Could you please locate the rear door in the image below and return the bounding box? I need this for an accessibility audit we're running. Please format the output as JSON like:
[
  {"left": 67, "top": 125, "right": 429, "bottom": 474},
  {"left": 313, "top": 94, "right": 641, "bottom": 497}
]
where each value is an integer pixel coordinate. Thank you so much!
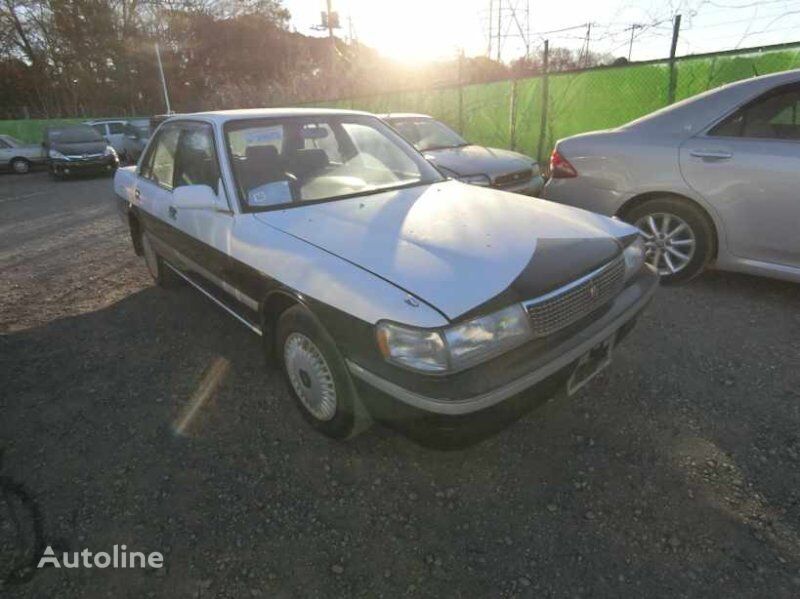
[{"left": 680, "top": 83, "right": 800, "bottom": 268}]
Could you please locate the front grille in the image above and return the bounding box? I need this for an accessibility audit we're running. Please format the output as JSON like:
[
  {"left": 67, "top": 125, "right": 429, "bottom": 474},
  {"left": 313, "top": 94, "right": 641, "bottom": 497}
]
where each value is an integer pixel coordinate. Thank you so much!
[
  {"left": 523, "top": 257, "right": 625, "bottom": 338},
  {"left": 493, "top": 169, "right": 533, "bottom": 188}
]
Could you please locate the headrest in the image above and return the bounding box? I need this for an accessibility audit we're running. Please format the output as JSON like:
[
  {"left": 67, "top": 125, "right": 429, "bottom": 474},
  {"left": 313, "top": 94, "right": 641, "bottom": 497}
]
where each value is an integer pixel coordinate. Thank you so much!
[
  {"left": 245, "top": 144, "right": 279, "bottom": 164},
  {"left": 292, "top": 148, "right": 329, "bottom": 171}
]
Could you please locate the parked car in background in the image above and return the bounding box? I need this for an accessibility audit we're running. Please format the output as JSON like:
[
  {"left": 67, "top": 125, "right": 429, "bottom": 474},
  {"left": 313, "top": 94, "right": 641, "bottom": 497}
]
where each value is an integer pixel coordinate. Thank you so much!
[
  {"left": 381, "top": 113, "right": 544, "bottom": 196},
  {"left": 120, "top": 119, "right": 152, "bottom": 164},
  {"left": 113, "top": 109, "right": 656, "bottom": 441},
  {"left": 85, "top": 119, "right": 129, "bottom": 157},
  {"left": 44, "top": 124, "right": 118, "bottom": 179},
  {"left": 543, "top": 69, "right": 800, "bottom": 284},
  {"left": 0, "top": 134, "right": 46, "bottom": 174}
]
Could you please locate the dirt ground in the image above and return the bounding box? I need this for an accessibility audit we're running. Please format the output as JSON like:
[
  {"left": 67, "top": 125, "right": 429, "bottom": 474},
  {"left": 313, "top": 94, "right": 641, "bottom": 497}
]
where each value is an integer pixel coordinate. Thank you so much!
[{"left": 1, "top": 171, "right": 799, "bottom": 598}]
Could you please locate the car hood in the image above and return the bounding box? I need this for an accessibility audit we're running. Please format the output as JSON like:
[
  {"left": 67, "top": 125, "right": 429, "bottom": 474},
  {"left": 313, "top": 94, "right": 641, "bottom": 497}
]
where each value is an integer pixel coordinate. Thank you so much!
[
  {"left": 255, "top": 181, "right": 636, "bottom": 321},
  {"left": 50, "top": 141, "right": 107, "bottom": 155},
  {"left": 423, "top": 145, "right": 537, "bottom": 179}
]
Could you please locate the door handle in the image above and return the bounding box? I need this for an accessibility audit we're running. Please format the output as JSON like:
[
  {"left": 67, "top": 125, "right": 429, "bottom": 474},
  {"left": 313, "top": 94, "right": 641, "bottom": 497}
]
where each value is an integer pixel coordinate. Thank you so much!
[
  {"left": 168, "top": 206, "right": 177, "bottom": 220},
  {"left": 690, "top": 150, "right": 733, "bottom": 160}
]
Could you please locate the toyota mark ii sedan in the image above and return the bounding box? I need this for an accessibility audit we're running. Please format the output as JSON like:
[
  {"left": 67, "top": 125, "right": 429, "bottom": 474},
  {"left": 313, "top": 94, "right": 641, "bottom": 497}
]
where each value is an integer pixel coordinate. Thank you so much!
[{"left": 113, "top": 109, "right": 657, "bottom": 440}]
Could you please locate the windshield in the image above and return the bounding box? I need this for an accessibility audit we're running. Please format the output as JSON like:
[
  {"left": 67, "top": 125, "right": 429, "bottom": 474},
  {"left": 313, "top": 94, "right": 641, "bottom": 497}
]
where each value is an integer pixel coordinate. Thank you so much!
[
  {"left": 388, "top": 117, "right": 468, "bottom": 152},
  {"left": 48, "top": 125, "right": 104, "bottom": 144},
  {"left": 226, "top": 115, "right": 444, "bottom": 210}
]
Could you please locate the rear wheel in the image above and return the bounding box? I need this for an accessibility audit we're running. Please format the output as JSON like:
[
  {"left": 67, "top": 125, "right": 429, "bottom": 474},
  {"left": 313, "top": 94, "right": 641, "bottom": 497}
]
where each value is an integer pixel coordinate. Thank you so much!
[
  {"left": 141, "top": 232, "right": 178, "bottom": 288},
  {"left": 624, "top": 197, "right": 714, "bottom": 284},
  {"left": 276, "top": 305, "right": 370, "bottom": 439},
  {"left": 10, "top": 158, "right": 30, "bottom": 174}
]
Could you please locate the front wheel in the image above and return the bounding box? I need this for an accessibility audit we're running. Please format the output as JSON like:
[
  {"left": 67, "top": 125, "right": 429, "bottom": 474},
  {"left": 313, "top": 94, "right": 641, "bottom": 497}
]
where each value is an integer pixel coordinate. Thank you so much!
[
  {"left": 624, "top": 197, "right": 714, "bottom": 285},
  {"left": 276, "top": 305, "right": 370, "bottom": 439}
]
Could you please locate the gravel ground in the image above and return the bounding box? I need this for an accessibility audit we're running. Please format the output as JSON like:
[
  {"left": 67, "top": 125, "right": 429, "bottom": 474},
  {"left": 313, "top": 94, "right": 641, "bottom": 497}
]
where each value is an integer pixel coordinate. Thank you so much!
[{"left": 1, "top": 172, "right": 799, "bottom": 598}]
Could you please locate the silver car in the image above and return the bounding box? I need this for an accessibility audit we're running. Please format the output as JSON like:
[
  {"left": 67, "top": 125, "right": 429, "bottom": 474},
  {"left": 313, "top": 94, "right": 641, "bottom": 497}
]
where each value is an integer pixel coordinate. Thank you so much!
[
  {"left": 381, "top": 113, "right": 544, "bottom": 196},
  {"left": 543, "top": 69, "right": 800, "bottom": 284},
  {"left": 0, "top": 134, "right": 46, "bottom": 174}
]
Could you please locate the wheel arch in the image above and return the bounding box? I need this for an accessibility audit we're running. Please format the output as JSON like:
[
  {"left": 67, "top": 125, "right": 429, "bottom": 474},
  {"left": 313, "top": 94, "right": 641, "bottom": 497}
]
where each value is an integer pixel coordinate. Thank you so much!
[
  {"left": 260, "top": 289, "right": 308, "bottom": 363},
  {"left": 616, "top": 191, "right": 719, "bottom": 259}
]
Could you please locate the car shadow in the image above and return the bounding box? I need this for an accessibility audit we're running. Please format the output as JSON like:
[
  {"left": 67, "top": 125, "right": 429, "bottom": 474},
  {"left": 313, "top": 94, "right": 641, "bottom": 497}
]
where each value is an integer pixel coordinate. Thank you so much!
[{"left": 2, "top": 270, "right": 799, "bottom": 596}]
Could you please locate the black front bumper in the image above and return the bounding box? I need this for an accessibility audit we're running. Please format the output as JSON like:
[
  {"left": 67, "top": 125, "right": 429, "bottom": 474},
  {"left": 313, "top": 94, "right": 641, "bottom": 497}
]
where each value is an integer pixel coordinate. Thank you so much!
[
  {"left": 348, "top": 267, "right": 658, "bottom": 444},
  {"left": 50, "top": 156, "right": 117, "bottom": 176}
]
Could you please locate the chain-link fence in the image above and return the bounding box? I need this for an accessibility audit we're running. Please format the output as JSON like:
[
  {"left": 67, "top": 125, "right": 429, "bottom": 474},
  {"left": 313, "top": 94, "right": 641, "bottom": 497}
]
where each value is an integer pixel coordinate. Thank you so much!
[
  {"left": 1, "top": 42, "right": 798, "bottom": 151},
  {"left": 308, "top": 41, "right": 800, "bottom": 164}
]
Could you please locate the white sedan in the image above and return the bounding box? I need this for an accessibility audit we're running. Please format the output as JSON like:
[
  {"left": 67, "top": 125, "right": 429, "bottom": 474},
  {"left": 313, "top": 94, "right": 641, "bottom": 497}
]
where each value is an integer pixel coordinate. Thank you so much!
[{"left": 0, "top": 134, "right": 46, "bottom": 174}]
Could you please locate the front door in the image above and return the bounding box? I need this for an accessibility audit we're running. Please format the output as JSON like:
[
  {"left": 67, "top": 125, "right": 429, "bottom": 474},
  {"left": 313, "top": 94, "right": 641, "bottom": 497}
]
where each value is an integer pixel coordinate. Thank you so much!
[{"left": 679, "top": 83, "right": 800, "bottom": 269}]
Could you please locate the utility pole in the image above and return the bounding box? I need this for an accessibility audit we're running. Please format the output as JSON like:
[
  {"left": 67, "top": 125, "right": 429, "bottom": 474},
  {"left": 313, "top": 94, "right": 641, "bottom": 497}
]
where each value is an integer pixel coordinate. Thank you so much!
[
  {"left": 487, "top": 0, "right": 493, "bottom": 57},
  {"left": 496, "top": 0, "right": 502, "bottom": 62},
  {"left": 626, "top": 24, "right": 642, "bottom": 61},
  {"left": 582, "top": 22, "right": 592, "bottom": 67},
  {"left": 537, "top": 39, "right": 550, "bottom": 163},
  {"left": 154, "top": 43, "right": 171, "bottom": 114},
  {"left": 667, "top": 14, "right": 682, "bottom": 103},
  {"left": 326, "top": 0, "right": 334, "bottom": 39}
]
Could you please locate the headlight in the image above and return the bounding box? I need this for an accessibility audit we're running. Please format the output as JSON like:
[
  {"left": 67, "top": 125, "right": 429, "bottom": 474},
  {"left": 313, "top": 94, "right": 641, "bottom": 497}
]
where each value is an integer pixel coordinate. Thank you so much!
[
  {"left": 49, "top": 149, "right": 66, "bottom": 160},
  {"left": 623, "top": 236, "right": 646, "bottom": 281},
  {"left": 376, "top": 304, "right": 532, "bottom": 373},
  {"left": 457, "top": 174, "right": 491, "bottom": 186},
  {"left": 444, "top": 304, "right": 530, "bottom": 370},
  {"left": 376, "top": 322, "right": 448, "bottom": 372},
  {"left": 104, "top": 145, "right": 117, "bottom": 157}
]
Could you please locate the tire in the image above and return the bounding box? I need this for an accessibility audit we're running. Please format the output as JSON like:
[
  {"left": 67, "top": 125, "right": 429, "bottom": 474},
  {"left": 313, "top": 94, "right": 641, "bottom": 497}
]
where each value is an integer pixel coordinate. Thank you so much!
[
  {"left": 10, "top": 158, "right": 30, "bottom": 174},
  {"left": 624, "top": 196, "right": 715, "bottom": 285},
  {"left": 276, "top": 305, "right": 371, "bottom": 439},
  {"left": 141, "top": 232, "right": 178, "bottom": 288}
]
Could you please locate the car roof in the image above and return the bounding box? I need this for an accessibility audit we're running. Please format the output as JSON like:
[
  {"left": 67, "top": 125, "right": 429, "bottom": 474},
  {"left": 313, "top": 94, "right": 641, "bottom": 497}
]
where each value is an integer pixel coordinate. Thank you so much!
[
  {"left": 379, "top": 113, "right": 433, "bottom": 120},
  {"left": 172, "top": 107, "right": 375, "bottom": 126}
]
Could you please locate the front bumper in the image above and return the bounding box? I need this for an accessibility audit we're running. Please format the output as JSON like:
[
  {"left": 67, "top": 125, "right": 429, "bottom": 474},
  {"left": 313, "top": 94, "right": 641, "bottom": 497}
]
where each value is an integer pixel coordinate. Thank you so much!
[
  {"left": 493, "top": 174, "right": 545, "bottom": 196},
  {"left": 50, "top": 156, "right": 118, "bottom": 176},
  {"left": 347, "top": 267, "right": 657, "bottom": 420}
]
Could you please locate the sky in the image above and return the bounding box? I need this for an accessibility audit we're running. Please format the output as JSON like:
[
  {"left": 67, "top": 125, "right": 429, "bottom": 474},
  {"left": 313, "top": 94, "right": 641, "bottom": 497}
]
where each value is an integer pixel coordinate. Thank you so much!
[{"left": 283, "top": 0, "right": 800, "bottom": 64}]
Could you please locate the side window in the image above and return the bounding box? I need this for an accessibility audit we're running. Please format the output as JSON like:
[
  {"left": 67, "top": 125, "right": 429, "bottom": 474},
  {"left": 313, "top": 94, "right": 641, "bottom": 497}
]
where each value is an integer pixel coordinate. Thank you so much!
[
  {"left": 0, "top": 139, "right": 9, "bottom": 149},
  {"left": 174, "top": 124, "right": 220, "bottom": 189},
  {"left": 91, "top": 124, "right": 106, "bottom": 137},
  {"left": 108, "top": 122, "right": 125, "bottom": 135},
  {"left": 710, "top": 85, "right": 800, "bottom": 141},
  {"left": 141, "top": 125, "right": 180, "bottom": 189}
]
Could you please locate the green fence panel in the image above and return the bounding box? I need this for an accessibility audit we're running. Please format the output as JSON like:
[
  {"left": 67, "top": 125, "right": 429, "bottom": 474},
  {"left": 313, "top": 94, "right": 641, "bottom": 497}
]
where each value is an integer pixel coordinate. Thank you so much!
[
  {"left": 513, "top": 76, "right": 544, "bottom": 159},
  {"left": 544, "top": 63, "right": 670, "bottom": 152},
  {"left": 0, "top": 118, "right": 85, "bottom": 143},
  {"left": 460, "top": 79, "right": 512, "bottom": 149},
  {"left": 675, "top": 47, "right": 800, "bottom": 100}
]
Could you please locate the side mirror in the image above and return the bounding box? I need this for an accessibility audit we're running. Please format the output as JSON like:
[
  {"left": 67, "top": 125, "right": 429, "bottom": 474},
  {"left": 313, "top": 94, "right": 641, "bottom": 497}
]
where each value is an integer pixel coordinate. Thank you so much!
[{"left": 172, "top": 184, "right": 220, "bottom": 210}]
